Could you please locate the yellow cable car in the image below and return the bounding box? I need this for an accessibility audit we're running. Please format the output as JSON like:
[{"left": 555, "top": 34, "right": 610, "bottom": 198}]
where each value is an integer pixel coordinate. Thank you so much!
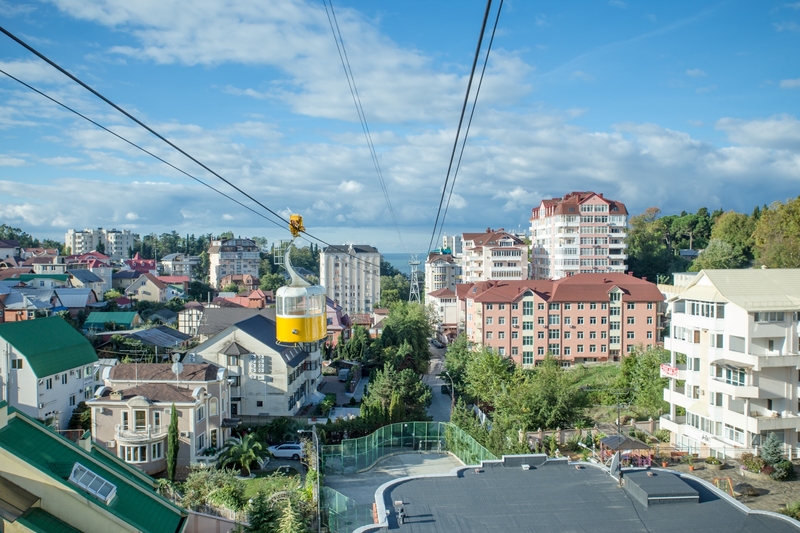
[{"left": 275, "top": 215, "right": 327, "bottom": 346}]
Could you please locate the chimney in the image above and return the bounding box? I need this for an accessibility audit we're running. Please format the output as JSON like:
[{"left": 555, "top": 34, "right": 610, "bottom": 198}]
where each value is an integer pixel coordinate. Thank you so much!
[{"left": 642, "top": 277, "right": 647, "bottom": 282}]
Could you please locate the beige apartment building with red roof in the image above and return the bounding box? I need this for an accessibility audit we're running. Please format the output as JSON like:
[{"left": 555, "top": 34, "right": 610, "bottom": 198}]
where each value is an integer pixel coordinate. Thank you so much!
[
  {"left": 461, "top": 273, "right": 663, "bottom": 367},
  {"left": 461, "top": 229, "right": 528, "bottom": 284},
  {"left": 530, "top": 191, "right": 628, "bottom": 280}
]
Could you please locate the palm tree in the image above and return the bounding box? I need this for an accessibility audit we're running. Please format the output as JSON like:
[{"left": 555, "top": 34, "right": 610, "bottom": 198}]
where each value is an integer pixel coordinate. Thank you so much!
[{"left": 217, "top": 434, "right": 266, "bottom": 477}]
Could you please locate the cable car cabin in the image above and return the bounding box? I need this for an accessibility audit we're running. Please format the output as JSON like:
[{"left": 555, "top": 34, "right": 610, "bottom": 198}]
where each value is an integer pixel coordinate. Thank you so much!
[{"left": 275, "top": 284, "right": 327, "bottom": 345}]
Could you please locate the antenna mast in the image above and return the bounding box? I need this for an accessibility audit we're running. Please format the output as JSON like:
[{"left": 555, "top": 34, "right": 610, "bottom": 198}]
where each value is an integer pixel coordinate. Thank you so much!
[{"left": 408, "top": 253, "right": 421, "bottom": 304}]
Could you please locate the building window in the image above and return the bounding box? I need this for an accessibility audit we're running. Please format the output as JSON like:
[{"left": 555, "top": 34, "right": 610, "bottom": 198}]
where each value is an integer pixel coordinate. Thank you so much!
[
  {"left": 512, "top": 303, "right": 518, "bottom": 310},
  {"left": 197, "top": 405, "right": 205, "bottom": 422},
  {"left": 134, "top": 410, "right": 147, "bottom": 431},
  {"left": 523, "top": 321, "right": 534, "bottom": 330},
  {"left": 589, "top": 331, "right": 597, "bottom": 339},
  {"left": 577, "top": 331, "right": 584, "bottom": 339},
  {"left": 577, "top": 317, "right": 584, "bottom": 325},
  {"left": 523, "top": 302, "right": 534, "bottom": 315},
  {"left": 627, "top": 317, "right": 635, "bottom": 324},
  {"left": 196, "top": 432, "right": 206, "bottom": 453},
  {"left": 228, "top": 355, "right": 239, "bottom": 366},
  {"left": 647, "top": 316, "right": 653, "bottom": 325},
  {"left": 511, "top": 317, "right": 518, "bottom": 326},
  {"left": 548, "top": 329, "right": 560, "bottom": 339},
  {"left": 485, "top": 304, "right": 493, "bottom": 310},
  {"left": 627, "top": 344, "right": 634, "bottom": 353},
  {"left": 627, "top": 331, "right": 635, "bottom": 339},
  {"left": 754, "top": 311, "right": 784, "bottom": 322},
  {"left": 69, "top": 395, "right": 76, "bottom": 407},
  {"left": 257, "top": 401, "right": 264, "bottom": 407},
  {"left": 486, "top": 332, "right": 493, "bottom": 340},
  {"left": 590, "top": 303, "right": 597, "bottom": 310},
  {"left": 548, "top": 344, "right": 560, "bottom": 356},
  {"left": 498, "top": 331, "right": 505, "bottom": 339},
  {"left": 498, "top": 316, "right": 505, "bottom": 325},
  {"left": 512, "top": 332, "right": 518, "bottom": 339},
  {"left": 537, "top": 347, "right": 545, "bottom": 355},
  {"left": 589, "top": 345, "right": 597, "bottom": 353},
  {"left": 537, "top": 317, "right": 545, "bottom": 325},
  {"left": 647, "top": 302, "right": 654, "bottom": 310},
  {"left": 523, "top": 351, "right": 534, "bottom": 365},
  {"left": 548, "top": 314, "right": 560, "bottom": 325},
  {"left": 577, "top": 345, "right": 584, "bottom": 353},
  {"left": 121, "top": 411, "right": 129, "bottom": 430},
  {"left": 122, "top": 445, "right": 147, "bottom": 463},
  {"left": 45, "top": 378, "right": 53, "bottom": 390},
  {"left": 577, "top": 303, "right": 584, "bottom": 310},
  {"left": 10, "top": 359, "right": 22, "bottom": 369},
  {"left": 538, "top": 303, "right": 545, "bottom": 310},
  {"left": 512, "top": 347, "right": 519, "bottom": 355},
  {"left": 485, "top": 317, "right": 493, "bottom": 325},
  {"left": 564, "top": 346, "right": 571, "bottom": 356},
  {"left": 564, "top": 303, "right": 571, "bottom": 310},
  {"left": 601, "top": 331, "right": 607, "bottom": 339},
  {"left": 627, "top": 303, "right": 636, "bottom": 310},
  {"left": 151, "top": 442, "right": 164, "bottom": 460},
  {"left": 61, "top": 374, "right": 68, "bottom": 385},
  {"left": 589, "top": 317, "right": 597, "bottom": 325},
  {"left": 523, "top": 336, "right": 534, "bottom": 346},
  {"left": 647, "top": 331, "right": 653, "bottom": 339}
]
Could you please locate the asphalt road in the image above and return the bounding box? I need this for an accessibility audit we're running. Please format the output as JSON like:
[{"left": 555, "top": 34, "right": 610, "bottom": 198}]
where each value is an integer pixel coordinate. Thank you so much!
[{"left": 424, "top": 345, "right": 452, "bottom": 422}]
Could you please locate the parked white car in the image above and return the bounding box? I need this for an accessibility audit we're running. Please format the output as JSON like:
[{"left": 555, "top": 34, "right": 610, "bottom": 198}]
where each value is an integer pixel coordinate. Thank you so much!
[{"left": 268, "top": 443, "right": 305, "bottom": 460}]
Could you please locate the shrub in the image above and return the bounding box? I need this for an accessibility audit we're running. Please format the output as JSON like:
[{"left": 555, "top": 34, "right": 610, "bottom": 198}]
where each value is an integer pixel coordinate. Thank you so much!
[
  {"left": 740, "top": 452, "right": 766, "bottom": 474},
  {"left": 652, "top": 429, "right": 671, "bottom": 443},
  {"left": 705, "top": 456, "right": 721, "bottom": 465},
  {"left": 760, "top": 465, "right": 775, "bottom": 476},
  {"left": 761, "top": 433, "right": 784, "bottom": 466},
  {"left": 771, "top": 460, "right": 797, "bottom": 481},
  {"left": 781, "top": 500, "right": 800, "bottom": 520}
]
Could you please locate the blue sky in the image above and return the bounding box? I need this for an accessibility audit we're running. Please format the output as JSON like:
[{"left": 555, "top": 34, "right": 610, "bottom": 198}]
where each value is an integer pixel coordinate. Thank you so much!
[{"left": 0, "top": 0, "right": 798, "bottom": 253}]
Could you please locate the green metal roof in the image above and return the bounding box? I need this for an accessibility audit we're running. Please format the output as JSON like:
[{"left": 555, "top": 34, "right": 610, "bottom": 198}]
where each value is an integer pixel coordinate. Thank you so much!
[
  {"left": 16, "top": 274, "right": 70, "bottom": 282},
  {"left": 0, "top": 316, "right": 98, "bottom": 378},
  {"left": 17, "top": 508, "right": 83, "bottom": 533},
  {"left": 84, "top": 311, "right": 140, "bottom": 328},
  {"left": 0, "top": 407, "right": 186, "bottom": 533}
]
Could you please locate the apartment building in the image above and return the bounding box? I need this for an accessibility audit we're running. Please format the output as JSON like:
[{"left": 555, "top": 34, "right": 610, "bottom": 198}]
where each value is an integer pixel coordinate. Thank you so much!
[
  {"left": 530, "top": 192, "right": 628, "bottom": 280},
  {"left": 161, "top": 252, "right": 201, "bottom": 279},
  {"left": 65, "top": 228, "right": 134, "bottom": 261},
  {"left": 460, "top": 273, "right": 662, "bottom": 367},
  {"left": 424, "top": 253, "right": 460, "bottom": 303},
  {"left": 660, "top": 269, "right": 800, "bottom": 459},
  {"left": 208, "top": 237, "right": 260, "bottom": 289},
  {"left": 461, "top": 229, "right": 528, "bottom": 284},
  {"left": 319, "top": 244, "right": 381, "bottom": 315}
]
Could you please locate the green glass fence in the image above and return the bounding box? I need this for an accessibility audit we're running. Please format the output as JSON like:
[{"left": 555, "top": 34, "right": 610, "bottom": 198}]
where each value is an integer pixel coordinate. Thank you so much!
[
  {"left": 321, "top": 486, "right": 374, "bottom": 533},
  {"left": 320, "top": 421, "right": 496, "bottom": 475}
]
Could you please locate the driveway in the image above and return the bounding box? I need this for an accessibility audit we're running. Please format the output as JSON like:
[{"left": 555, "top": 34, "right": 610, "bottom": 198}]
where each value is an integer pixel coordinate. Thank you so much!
[{"left": 424, "top": 345, "right": 452, "bottom": 422}]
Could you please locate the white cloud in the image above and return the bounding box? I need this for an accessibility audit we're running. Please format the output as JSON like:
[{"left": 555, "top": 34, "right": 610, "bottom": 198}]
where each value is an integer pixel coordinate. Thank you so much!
[
  {"left": 780, "top": 78, "right": 800, "bottom": 88},
  {"left": 125, "top": 212, "right": 139, "bottom": 220},
  {"left": 493, "top": 186, "right": 538, "bottom": 212},
  {"left": 696, "top": 85, "right": 717, "bottom": 94},
  {"left": 685, "top": 68, "right": 706, "bottom": 77},
  {"left": 774, "top": 21, "right": 799, "bottom": 31},
  {"left": 609, "top": 0, "right": 627, "bottom": 8},
  {"left": 338, "top": 180, "right": 364, "bottom": 194},
  {"left": 0, "top": 155, "right": 27, "bottom": 166},
  {"left": 40, "top": 156, "right": 81, "bottom": 165},
  {"left": 222, "top": 214, "right": 234, "bottom": 221},
  {"left": 716, "top": 114, "right": 800, "bottom": 150}
]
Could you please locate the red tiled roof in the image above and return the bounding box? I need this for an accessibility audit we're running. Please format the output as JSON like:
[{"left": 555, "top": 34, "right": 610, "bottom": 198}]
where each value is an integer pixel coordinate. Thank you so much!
[
  {"left": 426, "top": 253, "right": 455, "bottom": 264},
  {"left": 428, "top": 288, "right": 456, "bottom": 298},
  {"left": 462, "top": 229, "right": 524, "bottom": 247},
  {"left": 157, "top": 275, "right": 190, "bottom": 284},
  {"left": 550, "top": 273, "right": 662, "bottom": 302}
]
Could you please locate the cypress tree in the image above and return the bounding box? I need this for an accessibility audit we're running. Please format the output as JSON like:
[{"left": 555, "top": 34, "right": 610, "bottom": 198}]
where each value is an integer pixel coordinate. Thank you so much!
[{"left": 167, "top": 403, "right": 179, "bottom": 482}]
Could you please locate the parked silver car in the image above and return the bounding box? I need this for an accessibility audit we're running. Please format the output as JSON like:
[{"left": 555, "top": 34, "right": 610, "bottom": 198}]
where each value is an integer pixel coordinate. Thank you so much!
[{"left": 268, "top": 443, "right": 305, "bottom": 460}]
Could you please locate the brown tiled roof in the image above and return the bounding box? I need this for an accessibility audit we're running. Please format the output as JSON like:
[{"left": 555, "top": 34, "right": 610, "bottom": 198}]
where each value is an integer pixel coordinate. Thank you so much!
[
  {"left": 426, "top": 253, "right": 455, "bottom": 264},
  {"left": 459, "top": 274, "right": 661, "bottom": 304},
  {"left": 98, "top": 383, "right": 196, "bottom": 403},
  {"left": 462, "top": 229, "right": 524, "bottom": 247},
  {"left": 0, "top": 268, "right": 33, "bottom": 280},
  {"left": 531, "top": 191, "right": 628, "bottom": 219},
  {"left": 428, "top": 288, "right": 456, "bottom": 298},
  {"left": 550, "top": 273, "right": 661, "bottom": 302},
  {"left": 109, "top": 363, "right": 220, "bottom": 382}
]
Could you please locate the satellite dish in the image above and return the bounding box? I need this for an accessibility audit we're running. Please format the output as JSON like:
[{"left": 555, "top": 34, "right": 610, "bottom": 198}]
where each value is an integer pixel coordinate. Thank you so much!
[
  {"left": 172, "top": 352, "right": 181, "bottom": 363},
  {"left": 610, "top": 451, "right": 620, "bottom": 476},
  {"left": 172, "top": 362, "right": 184, "bottom": 377}
]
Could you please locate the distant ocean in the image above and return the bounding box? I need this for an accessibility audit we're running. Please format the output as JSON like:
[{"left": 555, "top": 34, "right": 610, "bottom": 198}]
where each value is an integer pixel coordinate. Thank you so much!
[{"left": 382, "top": 252, "right": 414, "bottom": 277}]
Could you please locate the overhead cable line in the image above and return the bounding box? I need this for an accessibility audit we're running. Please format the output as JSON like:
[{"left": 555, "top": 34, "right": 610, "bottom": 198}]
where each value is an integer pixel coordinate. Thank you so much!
[
  {"left": 0, "top": 25, "right": 381, "bottom": 275},
  {"left": 435, "top": 0, "right": 504, "bottom": 249},
  {"left": 0, "top": 68, "right": 286, "bottom": 232},
  {"left": 322, "top": 0, "right": 407, "bottom": 253},
  {"left": 426, "top": 0, "right": 494, "bottom": 255}
]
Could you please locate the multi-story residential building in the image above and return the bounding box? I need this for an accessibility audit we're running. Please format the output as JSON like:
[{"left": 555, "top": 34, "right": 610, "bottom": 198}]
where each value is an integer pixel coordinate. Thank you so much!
[
  {"left": 427, "top": 288, "right": 459, "bottom": 343},
  {"left": 660, "top": 269, "right": 800, "bottom": 459},
  {"left": 0, "top": 316, "right": 98, "bottom": 429},
  {"left": 442, "top": 234, "right": 463, "bottom": 256},
  {"left": 65, "top": 228, "right": 134, "bottom": 261},
  {"left": 460, "top": 273, "right": 662, "bottom": 367},
  {"left": 461, "top": 229, "right": 528, "bottom": 284},
  {"left": 319, "top": 245, "right": 381, "bottom": 315},
  {"left": 161, "top": 252, "right": 201, "bottom": 279},
  {"left": 208, "top": 237, "right": 260, "bottom": 289},
  {"left": 530, "top": 191, "right": 628, "bottom": 280},
  {"left": 89, "top": 362, "right": 233, "bottom": 475},
  {"left": 125, "top": 273, "right": 185, "bottom": 303},
  {"left": 424, "top": 252, "right": 460, "bottom": 304},
  {"left": 0, "top": 239, "right": 19, "bottom": 260},
  {"left": 191, "top": 313, "right": 322, "bottom": 417},
  {"left": 0, "top": 401, "right": 188, "bottom": 533}
]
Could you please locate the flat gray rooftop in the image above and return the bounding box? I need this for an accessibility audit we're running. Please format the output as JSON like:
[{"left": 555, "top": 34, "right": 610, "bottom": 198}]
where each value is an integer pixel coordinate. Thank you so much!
[{"left": 376, "top": 459, "right": 800, "bottom": 533}]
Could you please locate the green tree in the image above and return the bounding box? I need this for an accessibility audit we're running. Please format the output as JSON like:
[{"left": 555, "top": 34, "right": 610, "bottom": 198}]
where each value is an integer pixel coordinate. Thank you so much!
[
  {"left": 218, "top": 433, "right": 267, "bottom": 476},
  {"left": 380, "top": 259, "right": 403, "bottom": 277},
  {"left": 167, "top": 404, "right": 179, "bottom": 482},
  {"left": 753, "top": 196, "right": 800, "bottom": 268},
  {"left": 277, "top": 500, "right": 305, "bottom": 533},
  {"left": 761, "top": 433, "right": 784, "bottom": 466},
  {"left": 380, "top": 273, "right": 410, "bottom": 307},
  {"left": 376, "top": 301, "right": 432, "bottom": 372},
  {"left": 67, "top": 401, "right": 91, "bottom": 431},
  {"left": 222, "top": 283, "right": 241, "bottom": 294},
  {"left": 463, "top": 347, "right": 515, "bottom": 409},
  {"left": 710, "top": 210, "right": 755, "bottom": 263},
  {"left": 361, "top": 363, "right": 432, "bottom": 421},
  {"left": 260, "top": 272, "right": 287, "bottom": 292},
  {"left": 615, "top": 346, "right": 669, "bottom": 419},
  {"left": 689, "top": 239, "right": 743, "bottom": 271},
  {"left": 187, "top": 280, "right": 214, "bottom": 301},
  {"left": 441, "top": 334, "right": 471, "bottom": 397},
  {"left": 245, "top": 493, "right": 279, "bottom": 533},
  {"left": 96, "top": 241, "right": 106, "bottom": 255}
]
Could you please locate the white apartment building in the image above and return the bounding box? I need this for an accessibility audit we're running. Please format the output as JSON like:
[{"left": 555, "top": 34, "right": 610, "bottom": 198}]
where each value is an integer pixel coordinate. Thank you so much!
[
  {"left": 161, "top": 252, "right": 201, "bottom": 279},
  {"left": 530, "top": 192, "right": 628, "bottom": 280},
  {"left": 460, "top": 229, "right": 528, "bottom": 284},
  {"left": 65, "top": 228, "right": 134, "bottom": 261},
  {"left": 424, "top": 252, "right": 460, "bottom": 307},
  {"left": 208, "top": 237, "right": 260, "bottom": 289},
  {"left": 442, "top": 234, "right": 463, "bottom": 256},
  {"left": 319, "top": 245, "right": 381, "bottom": 315},
  {"left": 660, "top": 269, "right": 800, "bottom": 459}
]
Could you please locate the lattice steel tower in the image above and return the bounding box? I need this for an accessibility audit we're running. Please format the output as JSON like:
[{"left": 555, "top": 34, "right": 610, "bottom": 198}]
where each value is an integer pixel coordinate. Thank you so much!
[{"left": 408, "top": 253, "right": 421, "bottom": 303}]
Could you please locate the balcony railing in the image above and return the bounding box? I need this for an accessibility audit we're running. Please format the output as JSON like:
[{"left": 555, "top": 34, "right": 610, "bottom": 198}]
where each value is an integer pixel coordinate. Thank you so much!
[{"left": 115, "top": 424, "right": 166, "bottom": 443}]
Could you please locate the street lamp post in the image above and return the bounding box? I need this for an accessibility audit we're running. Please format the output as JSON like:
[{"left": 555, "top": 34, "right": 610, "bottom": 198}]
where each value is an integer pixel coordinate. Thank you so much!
[
  {"left": 444, "top": 371, "right": 455, "bottom": 411},
  {"left": 299, "top": 427, "right": 321, "bottom": 533}
]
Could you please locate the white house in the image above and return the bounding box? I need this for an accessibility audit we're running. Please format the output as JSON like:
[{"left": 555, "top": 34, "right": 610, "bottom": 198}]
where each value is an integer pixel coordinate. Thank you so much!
[
  {"left": 191, "top": 314, "right": 322, "bottom": 418},
  {"left": 660, "top": 268, "right": 800, "bottom": 459},
  {"left": 0, "top": 316, "right": 98, "bottom": 429}
]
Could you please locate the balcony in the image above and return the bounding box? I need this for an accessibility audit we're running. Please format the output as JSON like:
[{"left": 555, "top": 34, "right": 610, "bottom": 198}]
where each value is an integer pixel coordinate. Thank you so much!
[
  {"left": 115, "top": 424, "right": 166, "bottom": 444},
  {"left": 748, "top": 411, "right": 800, "bottom": 433},
  {"left": 663, "top": 388, "right": 693, "bottom": 410},
  {"left": 708, "top": 378, "right": 760, "bottom": 399},
  {"left": 659, "top": 414, "right": 686, "bottom": 434}
]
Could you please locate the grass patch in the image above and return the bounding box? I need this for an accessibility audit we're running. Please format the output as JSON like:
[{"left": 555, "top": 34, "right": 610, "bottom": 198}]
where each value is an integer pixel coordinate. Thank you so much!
[{"left": 242, "top": 469, "right": 302, "bottom": 500}]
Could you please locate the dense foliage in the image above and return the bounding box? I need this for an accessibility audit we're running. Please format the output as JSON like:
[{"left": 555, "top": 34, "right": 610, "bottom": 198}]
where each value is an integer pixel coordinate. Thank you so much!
[
  {"left": 167, "top": 404, "right": 179, "bottom": 482},
  {"left": 360, "top": 363, "right": 432, "bottom": 424},
  {"left": 218, "top": 433, "right": 267, "bottom": 476}
]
